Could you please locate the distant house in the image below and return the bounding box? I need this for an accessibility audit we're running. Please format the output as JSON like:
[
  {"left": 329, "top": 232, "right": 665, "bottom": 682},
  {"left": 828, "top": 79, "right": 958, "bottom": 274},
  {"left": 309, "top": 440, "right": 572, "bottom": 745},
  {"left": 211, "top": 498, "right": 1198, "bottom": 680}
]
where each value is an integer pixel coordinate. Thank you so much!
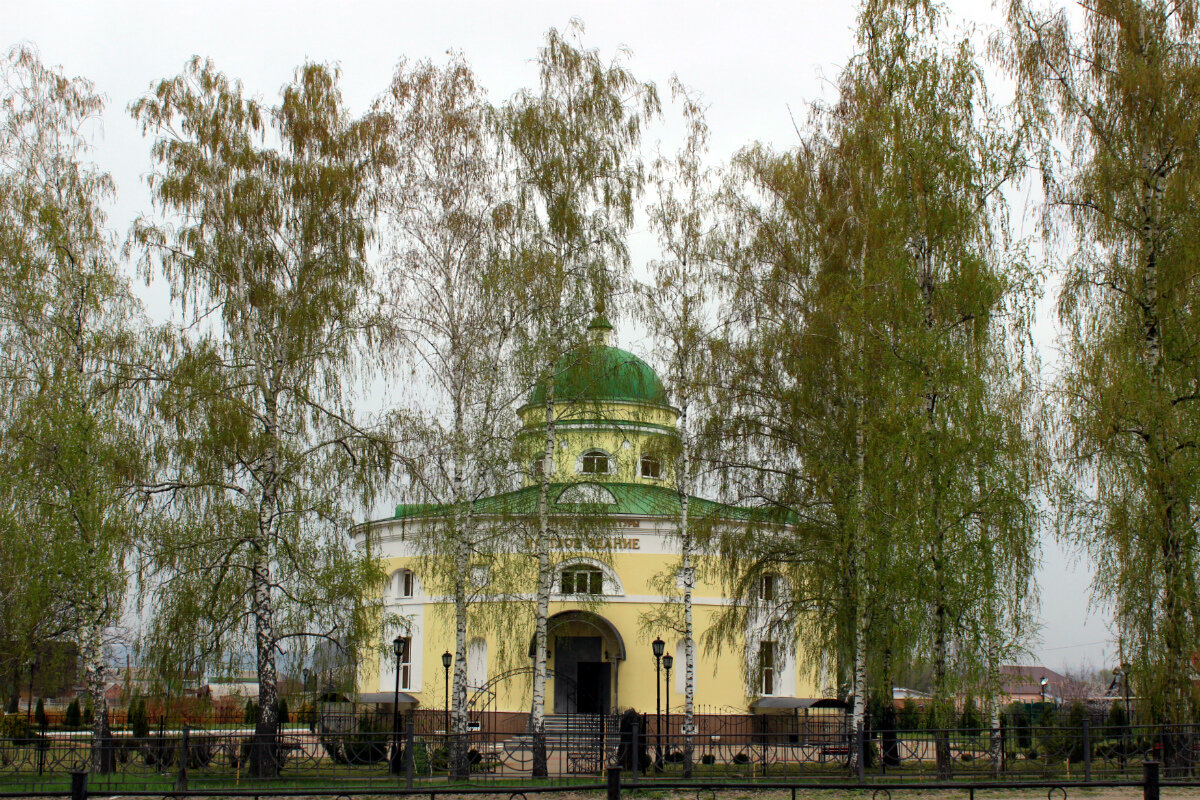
[{"left": 1000, "top": 665, "right": 1095, "bottom": 704}]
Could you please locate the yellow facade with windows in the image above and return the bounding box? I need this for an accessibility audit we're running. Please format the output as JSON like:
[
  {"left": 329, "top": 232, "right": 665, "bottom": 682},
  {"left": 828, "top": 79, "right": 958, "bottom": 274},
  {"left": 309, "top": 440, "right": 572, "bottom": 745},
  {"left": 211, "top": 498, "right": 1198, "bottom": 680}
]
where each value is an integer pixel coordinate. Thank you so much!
[{"left": 357, "top": 317, "right": 820, "bottom": 717}]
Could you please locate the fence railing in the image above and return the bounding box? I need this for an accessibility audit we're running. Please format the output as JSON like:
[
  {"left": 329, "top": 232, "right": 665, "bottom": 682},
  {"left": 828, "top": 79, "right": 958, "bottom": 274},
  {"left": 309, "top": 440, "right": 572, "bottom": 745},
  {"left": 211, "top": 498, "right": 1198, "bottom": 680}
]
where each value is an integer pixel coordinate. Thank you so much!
[{"left": 1, "top": 717, "right": 1198, "bottom": 793}]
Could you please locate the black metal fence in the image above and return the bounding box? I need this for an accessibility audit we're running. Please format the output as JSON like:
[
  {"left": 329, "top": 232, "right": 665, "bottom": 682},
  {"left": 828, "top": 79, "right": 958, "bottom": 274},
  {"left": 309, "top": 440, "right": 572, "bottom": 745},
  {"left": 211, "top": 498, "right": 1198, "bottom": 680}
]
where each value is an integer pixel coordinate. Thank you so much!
[{"left": 2, "top": 714, "right": 1200, "bottom": 793}]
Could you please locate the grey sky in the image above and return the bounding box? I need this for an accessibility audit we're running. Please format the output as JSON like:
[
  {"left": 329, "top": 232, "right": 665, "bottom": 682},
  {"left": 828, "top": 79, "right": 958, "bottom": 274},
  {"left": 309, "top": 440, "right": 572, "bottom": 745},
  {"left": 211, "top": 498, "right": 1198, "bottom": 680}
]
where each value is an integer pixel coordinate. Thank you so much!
[{"left": 6, "top": 0, "right": 1112, "bottom": 673}]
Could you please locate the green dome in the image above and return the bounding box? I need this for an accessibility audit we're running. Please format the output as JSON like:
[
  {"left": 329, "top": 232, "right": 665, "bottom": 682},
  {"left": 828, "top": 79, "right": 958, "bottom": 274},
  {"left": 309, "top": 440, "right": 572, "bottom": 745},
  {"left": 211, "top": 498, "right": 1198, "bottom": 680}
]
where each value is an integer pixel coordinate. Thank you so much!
[{"left": 528, "top": 343, "right": 669, "bottom": 407}]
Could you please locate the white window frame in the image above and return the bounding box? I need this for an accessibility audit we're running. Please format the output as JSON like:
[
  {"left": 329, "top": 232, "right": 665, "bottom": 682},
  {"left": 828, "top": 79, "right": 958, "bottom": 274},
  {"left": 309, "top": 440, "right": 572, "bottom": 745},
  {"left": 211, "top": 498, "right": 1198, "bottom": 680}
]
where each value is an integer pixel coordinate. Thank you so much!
[
  {"left": 577, "top": 449, "right": 612, "bottom": 475},
  {"left": 639, "top": 454, "right": 663, "bottom": 479}
]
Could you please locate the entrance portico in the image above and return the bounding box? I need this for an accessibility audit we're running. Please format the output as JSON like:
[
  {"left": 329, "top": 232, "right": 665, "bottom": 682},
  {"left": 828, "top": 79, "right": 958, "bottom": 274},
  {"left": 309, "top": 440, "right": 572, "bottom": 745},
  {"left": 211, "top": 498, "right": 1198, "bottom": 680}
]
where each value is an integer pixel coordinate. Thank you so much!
[{"left": 535, "top": 610, "right": 625, "bottom": 714}]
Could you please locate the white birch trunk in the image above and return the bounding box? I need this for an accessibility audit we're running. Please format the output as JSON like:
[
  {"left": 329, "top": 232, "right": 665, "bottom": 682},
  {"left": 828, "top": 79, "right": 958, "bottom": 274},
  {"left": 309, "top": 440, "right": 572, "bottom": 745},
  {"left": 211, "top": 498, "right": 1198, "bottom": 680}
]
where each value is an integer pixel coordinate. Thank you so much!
[
  {"left": 450, "top": 402, "right": 473, "bottom": 778},
  {"left": 530, "top": 378, "right": 555, "bottom": 777},
  {"left": 84, "top": 621, "right": 111, "bottom": 774},
  {"left": 678, "top": 400, "right": 696, "bottom": 778},
  {"left": 252, "top": 396, "right": 280, "bottom": 777}
]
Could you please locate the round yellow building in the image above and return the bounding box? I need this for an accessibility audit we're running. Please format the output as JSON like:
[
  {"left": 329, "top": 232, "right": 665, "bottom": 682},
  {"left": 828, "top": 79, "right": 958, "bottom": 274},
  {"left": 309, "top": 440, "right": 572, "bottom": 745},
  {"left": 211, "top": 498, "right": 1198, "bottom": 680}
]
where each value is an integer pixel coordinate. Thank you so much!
[{"left": 359, "top": 316, "right": 821, "bottom": 720}]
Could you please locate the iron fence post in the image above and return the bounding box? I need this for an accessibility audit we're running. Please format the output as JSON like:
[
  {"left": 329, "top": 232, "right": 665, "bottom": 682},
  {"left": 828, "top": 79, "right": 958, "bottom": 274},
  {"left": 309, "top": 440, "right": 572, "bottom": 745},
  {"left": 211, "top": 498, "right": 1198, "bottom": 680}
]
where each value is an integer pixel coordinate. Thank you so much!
[
  {"left": 70, "top": 770, "right": 87, "bottom": 800},
  {"left": 607, "top": 764, "right": 621, "bottom": 800},
  {"left": 177, "top": 723, "right": 189, "bottom": 791},
  {"left": 404, "top": 711, "right": 415, "bottom": 788},
  {"left": 631, "top": 722, "right": 640, "bottom": 788},
  {"left": 1082, "top": 717, "right": 1091, "bottom": 782},
  {"left": 1144, "top": 759, "right": 1160, "bottom": 800}
]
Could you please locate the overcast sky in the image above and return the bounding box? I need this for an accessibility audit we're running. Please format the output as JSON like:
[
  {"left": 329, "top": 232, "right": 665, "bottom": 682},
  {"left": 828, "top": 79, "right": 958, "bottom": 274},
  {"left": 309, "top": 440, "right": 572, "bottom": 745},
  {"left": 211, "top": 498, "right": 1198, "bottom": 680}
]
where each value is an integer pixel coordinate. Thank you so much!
[{"left": 5, "top": 0, "right": 1113, "bottom": 674}]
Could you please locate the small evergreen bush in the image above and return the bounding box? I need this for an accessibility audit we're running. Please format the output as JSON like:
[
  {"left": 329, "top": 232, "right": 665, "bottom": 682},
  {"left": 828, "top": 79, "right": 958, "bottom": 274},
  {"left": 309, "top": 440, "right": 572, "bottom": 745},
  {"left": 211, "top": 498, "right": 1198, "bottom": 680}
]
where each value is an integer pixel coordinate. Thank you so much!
[{"left": 64, "top": 698, "right": 81, "bottom": 728}]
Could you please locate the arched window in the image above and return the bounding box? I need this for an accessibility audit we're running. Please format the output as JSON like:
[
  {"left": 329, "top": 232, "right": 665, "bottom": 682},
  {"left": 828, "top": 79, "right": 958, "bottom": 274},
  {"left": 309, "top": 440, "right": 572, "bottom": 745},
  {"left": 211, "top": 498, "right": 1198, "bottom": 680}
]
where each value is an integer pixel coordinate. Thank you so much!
[
  {"left": 579, "top": 449, "right": 611, "bottom": 475},
  {"left": 639, "top": 455, "right": 662, "bottom": 479},
  {"left": 392, "top": 569, "right": 415, "bottom": 598}
]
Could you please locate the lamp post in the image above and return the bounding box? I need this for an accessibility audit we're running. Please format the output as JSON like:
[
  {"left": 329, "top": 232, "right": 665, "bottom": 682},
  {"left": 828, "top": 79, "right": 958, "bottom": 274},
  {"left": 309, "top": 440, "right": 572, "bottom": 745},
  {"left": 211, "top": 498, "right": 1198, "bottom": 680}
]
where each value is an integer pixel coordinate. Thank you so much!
[
  {"left": 652, "top": 637, "right": 664, "bottom": 770},
  {"left": 1039, "top": 676, "right": 1048, "bottom": 724},
  {"left": 391, "top": 637, "right": 406, "bottom": 775},
  {"left": 442, "top": 651, "right": 452, "bottom": 738},
  {"left": 662, "top": 653, "right": 673, "bottom": 758}
]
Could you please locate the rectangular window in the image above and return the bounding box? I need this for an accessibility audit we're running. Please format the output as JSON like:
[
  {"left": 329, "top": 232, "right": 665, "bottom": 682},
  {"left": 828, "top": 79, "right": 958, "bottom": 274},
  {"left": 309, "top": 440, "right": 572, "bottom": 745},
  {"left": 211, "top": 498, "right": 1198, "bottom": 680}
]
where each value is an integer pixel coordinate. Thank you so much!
[
  {"left": 760, "top": 641, "right": 776, "bottom": 695},
  {"left": 561, "top": 567, "right": 603, "bottom": 595},
  {"left": 401, "top": 571, "right": 414, "bottom": 597},
  {"left": 760, "top": 574, "right": 775, "bottom": 602},
  {"left": 398, "top": 636, "right": 412, "bottom": 690}
]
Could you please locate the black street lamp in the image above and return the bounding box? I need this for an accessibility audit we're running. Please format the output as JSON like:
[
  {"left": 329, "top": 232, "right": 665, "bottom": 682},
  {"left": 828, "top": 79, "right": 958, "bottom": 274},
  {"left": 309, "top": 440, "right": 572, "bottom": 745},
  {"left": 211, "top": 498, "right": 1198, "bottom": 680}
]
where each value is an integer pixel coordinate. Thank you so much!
[
  {"left": 391, "top": 637, "right": 407, "bottom": 775},
  {"left": 661, "top": 653, "right": 673, "bottom": 755},
  {"left": 442, "top": 651, "right": 453, "bottom": 739},
  {"left": 1039, "top": 676, "right": 1048, "bottom": 723},
  {"left": 652, "top": 637, "right": 665, "bottom": 770}
]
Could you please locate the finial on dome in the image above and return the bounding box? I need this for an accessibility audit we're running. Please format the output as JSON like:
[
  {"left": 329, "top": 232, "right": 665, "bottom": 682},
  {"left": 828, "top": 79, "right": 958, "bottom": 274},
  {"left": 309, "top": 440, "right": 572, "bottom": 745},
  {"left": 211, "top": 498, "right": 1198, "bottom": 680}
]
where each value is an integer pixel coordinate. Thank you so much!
[{"left": 587, "top": 301, "right": 614, "bottom": 346}]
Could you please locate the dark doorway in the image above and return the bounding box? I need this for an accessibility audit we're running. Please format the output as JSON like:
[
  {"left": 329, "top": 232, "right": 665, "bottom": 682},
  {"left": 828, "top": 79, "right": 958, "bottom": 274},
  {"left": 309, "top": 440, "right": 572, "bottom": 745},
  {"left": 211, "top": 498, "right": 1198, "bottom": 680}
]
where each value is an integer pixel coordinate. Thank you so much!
[
  {"left": 576, "top": 661, "right": 610, "bottom": 714},
  {"left": 555, "top": 637, "right": 609, "bottom": 714}
]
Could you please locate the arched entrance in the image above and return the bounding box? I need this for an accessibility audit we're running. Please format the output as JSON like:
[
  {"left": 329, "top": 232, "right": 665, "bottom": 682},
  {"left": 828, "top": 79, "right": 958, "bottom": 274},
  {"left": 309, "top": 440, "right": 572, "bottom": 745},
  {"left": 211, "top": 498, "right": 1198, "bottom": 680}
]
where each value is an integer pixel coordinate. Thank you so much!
[{"left": 529, "top": 610, "right": 625, "bottom": 714}]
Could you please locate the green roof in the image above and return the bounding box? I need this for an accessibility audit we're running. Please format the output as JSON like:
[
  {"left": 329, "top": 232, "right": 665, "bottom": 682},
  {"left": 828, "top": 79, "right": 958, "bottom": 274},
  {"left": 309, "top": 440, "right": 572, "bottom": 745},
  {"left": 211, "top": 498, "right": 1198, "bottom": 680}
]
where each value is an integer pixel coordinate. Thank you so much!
[
  {"left": 528, "top": 344, "right": 669, "bottom": 408},
  {"left": 394, "top": 482, "right": 789, "bottom": 525}
]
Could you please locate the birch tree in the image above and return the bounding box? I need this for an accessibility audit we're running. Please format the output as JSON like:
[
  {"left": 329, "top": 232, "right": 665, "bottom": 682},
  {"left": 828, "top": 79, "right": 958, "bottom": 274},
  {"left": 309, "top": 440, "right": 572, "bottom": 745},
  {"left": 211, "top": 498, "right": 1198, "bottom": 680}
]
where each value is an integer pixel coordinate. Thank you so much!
[
  {"left": 0, "top": 47, "right": 148, "bottom": 772},
  {"left": 131, "top": 58, "right": 396, "bottom": 776},
  {"left": 708, "top": 5, "right": 1039, "bottom": 770},
  {"left": 1007, "top": 0, "right": 1200, "bottom": 735},
  {"left": 499, "top": 22, "right": 657, "bottom": 776},
  {"left": 378, "top": 55, "right": 526, "bottom": 778},
  {"left": 640, "top": 77, "right": 717, "bottom": 778}
]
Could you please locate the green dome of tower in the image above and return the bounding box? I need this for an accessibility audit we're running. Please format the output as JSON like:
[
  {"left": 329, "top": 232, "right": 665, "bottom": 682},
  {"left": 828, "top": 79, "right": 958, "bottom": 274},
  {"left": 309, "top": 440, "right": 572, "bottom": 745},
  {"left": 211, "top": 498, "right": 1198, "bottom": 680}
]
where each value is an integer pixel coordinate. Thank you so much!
[{"left": 527, "top": 317, "right": 670, "bottom": 408}]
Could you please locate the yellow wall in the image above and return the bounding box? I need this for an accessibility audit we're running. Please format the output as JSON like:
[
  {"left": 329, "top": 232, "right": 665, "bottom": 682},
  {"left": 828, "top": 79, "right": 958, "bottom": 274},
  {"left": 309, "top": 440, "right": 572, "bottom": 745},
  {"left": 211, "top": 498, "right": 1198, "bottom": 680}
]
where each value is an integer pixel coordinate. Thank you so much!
[
  {"left": 516, "top": 400, "right": 680, "bottom": 488},
  {"left": 375, "top": 547, "right": 820, "bottom": 715}
]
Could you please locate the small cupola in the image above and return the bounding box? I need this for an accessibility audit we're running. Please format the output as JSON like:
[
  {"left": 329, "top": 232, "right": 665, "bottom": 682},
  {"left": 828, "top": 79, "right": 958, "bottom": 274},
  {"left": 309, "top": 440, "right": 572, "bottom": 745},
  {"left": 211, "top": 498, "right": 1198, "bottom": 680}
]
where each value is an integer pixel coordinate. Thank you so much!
[{"left": 587, "top": 311, "right": 614, "bottom": 346}]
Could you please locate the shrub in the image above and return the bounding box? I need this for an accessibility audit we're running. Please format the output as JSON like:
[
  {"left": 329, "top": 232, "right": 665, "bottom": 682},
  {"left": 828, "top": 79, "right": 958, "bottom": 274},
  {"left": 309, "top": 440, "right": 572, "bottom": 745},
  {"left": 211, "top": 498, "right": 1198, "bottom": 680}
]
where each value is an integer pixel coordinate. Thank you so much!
[
  {"left": 243, "top": 699, "right": 258, "bottom": 725},
  {"left": 277, "top": 698, "right": 289, "bottom": 725},
  {"left": 1106, "top": 702, "right": 1128, "bottom": 730},
  {"left": 898, "top": 700, "right": 921, "bottom": 731},
  {"left": 129, "top": 697, "right": 150, "bottom": 739},
  {"left": 731, "top": 751, "right": 750, "bottom": 765},
  {"left": 82, "top": 702, "right": 93, "bottom": 725},
  {"left": 959, "top": 694, "right": 982, "bottom": 734},
  {"left": 0, "top": 714, "right": 31, "bottom": 743},
  {"left": 1003, "top": 702, "right": 1031, "bottom": 748},
  {"left": 324, "top": 713, "right": 389, "bottom": 766},
  {"left": 64, "top": 698, "right": 81, "bottom": 729},
  {"left": 33, "top": 699, "right": 46, "bottom": 729},
  {"left": 701, "top": 753, "right": 715, "bottom": 765}
]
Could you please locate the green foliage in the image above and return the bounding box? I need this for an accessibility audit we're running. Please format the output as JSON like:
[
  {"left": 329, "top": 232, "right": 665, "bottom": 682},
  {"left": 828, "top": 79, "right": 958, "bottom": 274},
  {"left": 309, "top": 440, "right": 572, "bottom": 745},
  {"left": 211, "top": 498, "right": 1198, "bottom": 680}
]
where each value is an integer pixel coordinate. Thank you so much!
[
  {"left": 1009, "top": 0, "right": 1200, "bottom": 727},
  {"left": 1106, "top": 702, "right": 1128, "bottom": 729},
  {"left": 0, "top": 47, "right": 146, "bottom": 770},
  {"left": 33, "top": 699, "right": 45, "bottom": 729},
  {"left": 64, "top": 698, "right": 81, "bottom": 728},
  {"left": 898, "top": 700, "right": 921, "bottom": 731},
  {"left": 130, "top": 56, "right": 397, "bottom": 749},
  {"left": 959, "top": 695, "right": 982, "bottom": 734},
  {"left": 0, "top": 714, "right": 30, "bottom": 743},
  {"left": 129, "top": 697, "right": 149, "bottom": 739},
  {"left": 276, "top": 698, "right": 289, "bottom": 726},
  {"left": 703, "top": 2, "right": 1039, "bottom": 745},
  {"left": 243, "top": 700, "right": 258, "bottom": 726}
]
